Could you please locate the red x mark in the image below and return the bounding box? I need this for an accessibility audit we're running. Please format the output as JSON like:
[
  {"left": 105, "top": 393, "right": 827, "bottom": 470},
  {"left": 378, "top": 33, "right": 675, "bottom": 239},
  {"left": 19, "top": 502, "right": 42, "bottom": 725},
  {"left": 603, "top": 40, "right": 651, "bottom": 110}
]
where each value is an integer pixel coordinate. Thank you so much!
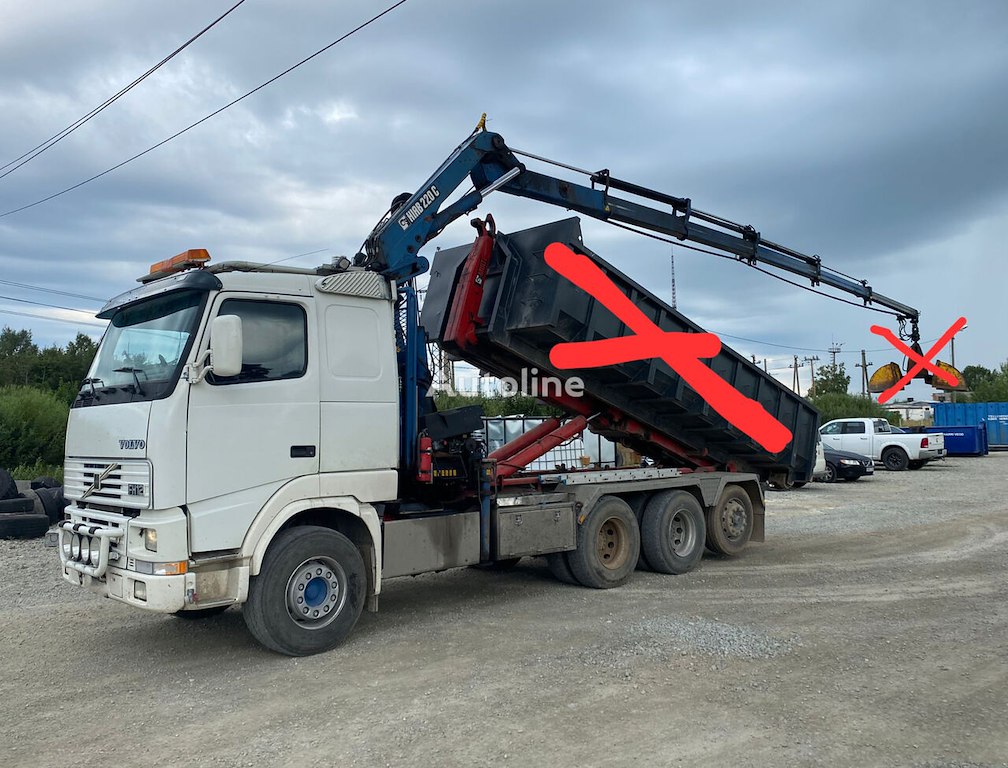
[
  {"left": 869, "top": 316, "right": 966, "bottom": 404},
  {"left": 544, "top": 242, "right": 793, "bottom": 454}
]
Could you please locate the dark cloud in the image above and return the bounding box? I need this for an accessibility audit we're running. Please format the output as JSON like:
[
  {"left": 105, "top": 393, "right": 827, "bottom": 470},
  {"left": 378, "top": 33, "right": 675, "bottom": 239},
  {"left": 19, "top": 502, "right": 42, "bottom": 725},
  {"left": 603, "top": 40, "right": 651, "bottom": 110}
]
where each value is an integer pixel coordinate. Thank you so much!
[{"left": 0, "top": 0, "right": 1004, "bottom": 378}]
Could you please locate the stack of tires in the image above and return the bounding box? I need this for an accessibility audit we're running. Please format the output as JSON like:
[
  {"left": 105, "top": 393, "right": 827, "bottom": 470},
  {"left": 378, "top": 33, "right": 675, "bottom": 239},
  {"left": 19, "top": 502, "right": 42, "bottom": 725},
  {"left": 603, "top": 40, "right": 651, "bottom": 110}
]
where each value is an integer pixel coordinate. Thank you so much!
[{"left": 0, "top": 468, "right": 66, "bottom": 539}]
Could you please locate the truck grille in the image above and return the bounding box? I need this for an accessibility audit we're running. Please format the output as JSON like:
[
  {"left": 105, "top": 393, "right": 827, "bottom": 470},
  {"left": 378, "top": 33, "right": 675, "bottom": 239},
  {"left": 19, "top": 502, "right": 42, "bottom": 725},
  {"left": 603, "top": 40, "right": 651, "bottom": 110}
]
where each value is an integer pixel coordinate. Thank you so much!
[{"left": 64, "top": 459, "right": 152, "bottom": 509}]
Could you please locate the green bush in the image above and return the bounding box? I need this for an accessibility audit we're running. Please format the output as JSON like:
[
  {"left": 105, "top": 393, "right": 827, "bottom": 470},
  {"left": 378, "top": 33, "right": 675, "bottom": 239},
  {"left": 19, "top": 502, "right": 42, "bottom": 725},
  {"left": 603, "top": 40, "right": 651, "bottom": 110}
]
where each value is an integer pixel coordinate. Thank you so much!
[
  {"left": 0, "top": 386, "right": 69, "bottom": 470},
  {"left": 9, "top": 459, "right": 63, "bottom": 483},
  {"left": 809, "top": 392, "right": 902, "bottom": 427},
  {"left": 434, "top": 392, "right": 562, "bottom": 418}
]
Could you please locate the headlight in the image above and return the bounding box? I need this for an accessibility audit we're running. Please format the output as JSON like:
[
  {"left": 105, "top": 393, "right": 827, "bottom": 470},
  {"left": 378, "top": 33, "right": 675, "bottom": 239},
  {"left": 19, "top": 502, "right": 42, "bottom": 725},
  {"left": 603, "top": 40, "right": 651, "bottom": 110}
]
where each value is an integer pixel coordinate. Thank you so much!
[
  {"left": 143, "top": 528, "right": 158, "bottom": 552},
  {"left": 839, "top": 459, "right": 860, "bottom": 466},
  {"left": 80, "top": 536, "right": 91, "bottom": 564},
  {"left": 89, "top": 540, "right": 101, "bottom": 566},
  {"left": 71, "top": 534, "right": 81, "bottom": 560},
  {"left": 61, "top": 532, "right": 72, "bottom": 559}
]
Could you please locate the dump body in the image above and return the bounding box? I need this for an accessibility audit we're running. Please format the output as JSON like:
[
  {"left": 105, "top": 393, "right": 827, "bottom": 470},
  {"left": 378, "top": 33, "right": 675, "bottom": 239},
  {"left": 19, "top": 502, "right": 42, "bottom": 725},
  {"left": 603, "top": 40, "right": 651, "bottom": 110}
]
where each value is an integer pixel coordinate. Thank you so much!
[{"left": 423, "top": 218, "right": 820, "bottom": 482}]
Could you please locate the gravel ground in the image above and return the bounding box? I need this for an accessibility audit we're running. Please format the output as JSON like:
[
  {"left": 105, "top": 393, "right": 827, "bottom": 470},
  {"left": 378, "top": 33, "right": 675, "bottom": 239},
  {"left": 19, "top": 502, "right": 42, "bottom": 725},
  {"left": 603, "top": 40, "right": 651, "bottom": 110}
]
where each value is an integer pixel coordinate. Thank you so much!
[{"left": 1, "top": 454, "right": 1006, "bottom": 767}]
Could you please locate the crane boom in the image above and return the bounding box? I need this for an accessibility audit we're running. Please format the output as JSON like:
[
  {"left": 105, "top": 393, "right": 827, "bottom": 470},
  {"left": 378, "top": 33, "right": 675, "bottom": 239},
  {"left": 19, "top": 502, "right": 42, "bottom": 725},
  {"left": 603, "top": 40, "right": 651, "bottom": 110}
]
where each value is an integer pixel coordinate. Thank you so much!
[
  {"left": 361, "top": 127, "right": 920, "bottom": 336},
  {"left": 359, "top": 124, "right": 922, "bottom": 466}
]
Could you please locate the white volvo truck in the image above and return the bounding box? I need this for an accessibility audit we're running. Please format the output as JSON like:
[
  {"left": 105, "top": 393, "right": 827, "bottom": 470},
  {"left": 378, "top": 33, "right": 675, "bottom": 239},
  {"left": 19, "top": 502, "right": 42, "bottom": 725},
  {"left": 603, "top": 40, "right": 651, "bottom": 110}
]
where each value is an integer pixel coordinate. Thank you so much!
[{"left": 52, "top": 127, "right": 927, "bottom": 655}]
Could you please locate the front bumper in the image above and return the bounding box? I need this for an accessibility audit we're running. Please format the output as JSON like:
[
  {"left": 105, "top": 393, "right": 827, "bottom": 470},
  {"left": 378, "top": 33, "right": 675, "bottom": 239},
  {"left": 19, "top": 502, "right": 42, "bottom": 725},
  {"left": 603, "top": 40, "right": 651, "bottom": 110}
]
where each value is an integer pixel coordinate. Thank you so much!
[{"left": 60, "top": 562, "right": 187, "bottom": 612}]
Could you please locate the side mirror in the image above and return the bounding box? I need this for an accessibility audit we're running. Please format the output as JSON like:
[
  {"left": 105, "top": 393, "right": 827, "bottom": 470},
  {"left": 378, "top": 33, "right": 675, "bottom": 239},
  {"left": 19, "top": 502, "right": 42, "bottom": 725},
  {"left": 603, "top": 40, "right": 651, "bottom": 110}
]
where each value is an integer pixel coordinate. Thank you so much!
[{"left": 210, "top": 315, "right": 243, "bottom": 377}]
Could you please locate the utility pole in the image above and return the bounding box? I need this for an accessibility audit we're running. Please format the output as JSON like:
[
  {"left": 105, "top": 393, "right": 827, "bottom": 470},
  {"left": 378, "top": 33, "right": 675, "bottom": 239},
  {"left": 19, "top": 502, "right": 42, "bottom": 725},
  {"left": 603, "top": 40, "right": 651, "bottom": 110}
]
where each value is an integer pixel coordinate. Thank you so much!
[
  {"left": 763, "top": 359, "right": 768, "bottom": 374},
  {"left": 669, "top": 245, "right": 677, "bottom": 310},
  {"left": 828, "top": 341, "right": 844, "bottom": 367},
  {"left": 802, "top": 355, "right": 820, "bottom": 394},
  {"left": 855, "top": 350, "right": 872, "bottom": 396},
  {"left": 791, "top": 355, "right": 801, "bottom": 396}
]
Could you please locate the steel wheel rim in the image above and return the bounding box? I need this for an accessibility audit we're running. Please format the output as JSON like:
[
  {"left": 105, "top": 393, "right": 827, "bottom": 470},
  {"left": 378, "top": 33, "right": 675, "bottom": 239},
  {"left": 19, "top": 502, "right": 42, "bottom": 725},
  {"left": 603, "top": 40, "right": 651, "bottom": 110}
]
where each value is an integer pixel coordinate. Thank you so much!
[
  {"left": 721, "top": 498, "right": 748, "bottom": 542},
  {"left": 667, "top": 509, "right": 697, "bottom": 557},
  {"left": 825, "top": 464, "right": 836, "bottom": 482},
  {"left": 286, "top": 556, "right": 347, "bottom": 630},
  {"left": 596, "top": 516, "right": 630, "bottom": 570}
]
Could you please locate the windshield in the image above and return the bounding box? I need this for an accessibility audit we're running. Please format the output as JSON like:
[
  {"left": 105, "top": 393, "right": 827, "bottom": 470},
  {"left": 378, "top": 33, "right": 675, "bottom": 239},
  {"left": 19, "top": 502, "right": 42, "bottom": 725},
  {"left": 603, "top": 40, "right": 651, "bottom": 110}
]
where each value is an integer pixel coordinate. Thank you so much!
[{"left": 74, "top": 289, "right": 207, "bottom": 408}]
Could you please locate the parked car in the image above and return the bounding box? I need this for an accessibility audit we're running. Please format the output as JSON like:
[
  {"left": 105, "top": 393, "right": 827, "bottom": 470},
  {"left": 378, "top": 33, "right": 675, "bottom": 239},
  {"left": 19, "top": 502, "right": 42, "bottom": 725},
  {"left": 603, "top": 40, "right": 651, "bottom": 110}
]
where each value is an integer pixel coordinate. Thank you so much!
[
  {"left": 821, "top": 447, "right": 875, "bottom": 482},
  {"left": 819, "top": 417, "right": 945, "bottom": 471}
]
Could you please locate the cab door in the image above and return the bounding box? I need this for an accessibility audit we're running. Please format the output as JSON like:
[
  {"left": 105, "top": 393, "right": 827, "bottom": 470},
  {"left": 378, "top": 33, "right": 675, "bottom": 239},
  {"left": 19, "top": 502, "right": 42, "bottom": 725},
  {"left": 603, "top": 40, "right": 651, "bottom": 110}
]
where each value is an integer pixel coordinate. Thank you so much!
[
  {"left": 840, "top": 420, "right": 871, "bottom": 455},
  {"left": 820, "top": 421, "right": 843, "bottom": 450},
  {"left": 186, "top": 295, "right": 319, "bottom": 553}
]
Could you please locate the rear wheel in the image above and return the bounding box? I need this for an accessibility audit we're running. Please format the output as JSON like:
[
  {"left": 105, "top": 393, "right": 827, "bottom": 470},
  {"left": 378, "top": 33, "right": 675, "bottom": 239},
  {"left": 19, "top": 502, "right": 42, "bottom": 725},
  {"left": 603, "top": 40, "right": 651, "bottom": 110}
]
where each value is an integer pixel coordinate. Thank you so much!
[
  {"left": 567, "top": 495, "right": 640, "bottom": 589},
  {"left": 882, "top": 447, "right": 909, "bottom": 471},
  {"left": 243, "top": 526, "right": 366, "bottom": 656},
  {"left": 641, "top": 490, "right": 705, "bottom": 575},
  {"left": 706, "top": 485, "right": 753, "bottom": 557}
]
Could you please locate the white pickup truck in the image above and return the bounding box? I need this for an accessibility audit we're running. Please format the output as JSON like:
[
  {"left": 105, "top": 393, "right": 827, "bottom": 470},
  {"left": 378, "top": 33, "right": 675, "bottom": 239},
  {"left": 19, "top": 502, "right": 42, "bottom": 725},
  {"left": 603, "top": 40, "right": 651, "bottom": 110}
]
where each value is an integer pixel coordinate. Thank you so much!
[{"left": 819, "top": 417, "right": 945, "bottom": 471}]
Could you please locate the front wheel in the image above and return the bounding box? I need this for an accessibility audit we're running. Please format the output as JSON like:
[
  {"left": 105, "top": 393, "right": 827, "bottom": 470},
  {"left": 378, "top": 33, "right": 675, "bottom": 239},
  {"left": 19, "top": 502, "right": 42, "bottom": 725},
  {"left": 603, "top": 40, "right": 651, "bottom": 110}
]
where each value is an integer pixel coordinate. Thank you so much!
[
  {"left": 824, "top": 463, "right": 837, "bottom": 483},
  {"left": 243, "top": 526, "right": 366, "bottom": 656},
  {"left": 706, "top": 485, "right": 754, "bottom": 557}
]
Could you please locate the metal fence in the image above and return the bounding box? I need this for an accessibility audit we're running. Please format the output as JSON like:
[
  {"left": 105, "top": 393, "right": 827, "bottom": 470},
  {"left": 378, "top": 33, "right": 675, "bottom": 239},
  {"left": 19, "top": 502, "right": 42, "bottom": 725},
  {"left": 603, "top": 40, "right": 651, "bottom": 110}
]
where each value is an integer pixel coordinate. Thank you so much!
[{"left": 479, "top": 416, "right": 618, "bottom": 473}]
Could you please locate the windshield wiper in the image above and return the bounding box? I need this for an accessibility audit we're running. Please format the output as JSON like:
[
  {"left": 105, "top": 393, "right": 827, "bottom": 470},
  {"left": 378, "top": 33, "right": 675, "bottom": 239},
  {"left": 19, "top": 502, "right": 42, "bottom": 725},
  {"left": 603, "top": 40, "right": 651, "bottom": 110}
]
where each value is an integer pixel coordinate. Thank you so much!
[{"left": 114, "top": 367, "right": 147, "bottom": 396}]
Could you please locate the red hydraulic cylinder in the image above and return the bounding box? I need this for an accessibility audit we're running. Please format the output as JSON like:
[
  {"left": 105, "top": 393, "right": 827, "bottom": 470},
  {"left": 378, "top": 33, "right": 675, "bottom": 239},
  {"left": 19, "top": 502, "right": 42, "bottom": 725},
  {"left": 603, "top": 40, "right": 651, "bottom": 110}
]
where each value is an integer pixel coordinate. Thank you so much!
[
  {"left": 495, "top": 415, "right": 589, "bottom": 478},
  {"left": 487, "top": 417, "right": 562, "bottom": 463}
]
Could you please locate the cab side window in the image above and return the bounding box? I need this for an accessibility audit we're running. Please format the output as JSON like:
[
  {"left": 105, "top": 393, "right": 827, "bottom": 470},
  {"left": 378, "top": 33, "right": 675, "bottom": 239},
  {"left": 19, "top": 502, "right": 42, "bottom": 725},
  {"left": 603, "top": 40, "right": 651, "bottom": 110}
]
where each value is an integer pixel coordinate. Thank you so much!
[
  {"left": 209, "top": 299, "right": 307, "bottom": 385},
  {"left": 841, "top": 421, "right": 866, "bottom": 434}
]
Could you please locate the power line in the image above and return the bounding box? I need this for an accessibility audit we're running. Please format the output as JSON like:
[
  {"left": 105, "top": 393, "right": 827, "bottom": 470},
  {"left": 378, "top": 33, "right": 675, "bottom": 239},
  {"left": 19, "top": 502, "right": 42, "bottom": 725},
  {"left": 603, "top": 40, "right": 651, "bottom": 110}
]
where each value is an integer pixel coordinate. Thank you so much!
[
  {"left": 0, "top": 293, "right": 97, "bottom": 316},
  {"left": 0, "top": 0, "right": 249, "bottom": 181},
  {"left": 0, "top": 307, "right": 106, "bottom": 328},
  {"left": 0, "top": 279, "right": 104, "bottom": 303},
  {"left": 0, "top": 0, "right": 410, "bottom": 219},
  {"left": 265, "top": 247, "right": 330, "bottom": 266}
]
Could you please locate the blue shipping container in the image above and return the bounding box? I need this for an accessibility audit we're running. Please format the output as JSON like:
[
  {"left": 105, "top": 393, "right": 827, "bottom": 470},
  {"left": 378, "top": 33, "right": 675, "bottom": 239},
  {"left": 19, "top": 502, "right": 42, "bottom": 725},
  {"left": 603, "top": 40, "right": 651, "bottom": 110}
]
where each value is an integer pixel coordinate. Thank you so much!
[
  {"left": 932, "top": 402, "right": 1008, "bottom": 448},
  {"left": 923, "top": 425, "right": 988, "bottom": 456}
]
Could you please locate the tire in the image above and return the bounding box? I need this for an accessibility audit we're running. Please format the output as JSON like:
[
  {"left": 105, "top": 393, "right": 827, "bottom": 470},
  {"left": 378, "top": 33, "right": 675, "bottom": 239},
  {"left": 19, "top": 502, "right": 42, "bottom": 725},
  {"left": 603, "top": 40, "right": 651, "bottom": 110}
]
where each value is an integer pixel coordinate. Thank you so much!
[
  {"left": 567, "top": 495, "right": 640, "bottom": 589},
  {"left": 0, "top": 468, "right": 16, "bottom": 501},
  {"left": 640, "top": 490, "right": 705, "bottom": 575},
  {"left": 0, "top": 496, "right": 34, "bottom": 514},
  {"left": 243, "top": 526, "right": 366, "bottom": 656},
  {"left": 173, "top": 605, "right": 230, "bottom": 620},
  {"left": 882, "top": 447, "right": 909, "bottom": 471},
  {"left": 824, "top": 463, "right": 837, "bottom": 483},
  {"left": 624, "top": 493, "right": 652, "bottom": 571},
  {"left": 0, "top": 513, "right": 50, "bottom": 539},
  {"left": 546, "top": 551, "right": 579, "bottom": 585},
  {"left": 908, "top": 460, "right": 924, "bottom": 470},
  {"left": 30, "top": 476, "right": 60, "bottom": 490},
  {"left": 35, "top": 487, "right": 68, "bottom": 525},
  {"left": 706, "top": 484, "right": 754, "bottom": 557}
]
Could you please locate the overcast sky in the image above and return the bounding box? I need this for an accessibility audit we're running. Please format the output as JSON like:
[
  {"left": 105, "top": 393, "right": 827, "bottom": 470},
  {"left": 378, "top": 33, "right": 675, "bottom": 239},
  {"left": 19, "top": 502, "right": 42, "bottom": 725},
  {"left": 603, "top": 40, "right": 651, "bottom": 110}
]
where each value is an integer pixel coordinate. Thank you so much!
[{"left": 1, "top": 0, "right": 1005, "bottom": 399}]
